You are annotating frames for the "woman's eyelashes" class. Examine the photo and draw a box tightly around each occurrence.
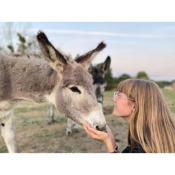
[70,86,81,94]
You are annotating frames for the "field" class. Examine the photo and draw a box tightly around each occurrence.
[0,88,175,153]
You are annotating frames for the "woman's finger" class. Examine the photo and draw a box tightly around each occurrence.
[83,124,98,137]
[83,124,91,135]
[84,125,102,139]
[83,123,109,141]
[86,124,106,135]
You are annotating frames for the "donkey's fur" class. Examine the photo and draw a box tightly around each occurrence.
[0,31,107,152]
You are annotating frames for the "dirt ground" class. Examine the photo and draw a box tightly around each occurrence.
[0,89,174,153]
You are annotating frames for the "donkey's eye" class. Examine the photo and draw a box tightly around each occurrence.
[70,86,81,94]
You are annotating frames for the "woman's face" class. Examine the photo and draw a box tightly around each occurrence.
[112,91,135,121]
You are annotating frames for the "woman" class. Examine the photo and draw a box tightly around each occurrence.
[83,79,175,153]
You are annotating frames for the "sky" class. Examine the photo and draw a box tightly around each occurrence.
[0,22,175,81]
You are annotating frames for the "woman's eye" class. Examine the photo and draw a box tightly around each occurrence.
[70,86,81,94]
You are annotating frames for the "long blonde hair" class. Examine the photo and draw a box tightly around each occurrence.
[117,79,175,153]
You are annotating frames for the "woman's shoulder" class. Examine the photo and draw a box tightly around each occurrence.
[122,144,145,153]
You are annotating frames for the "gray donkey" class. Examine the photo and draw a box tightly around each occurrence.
[46,57,111,135]
[0,31,107,152]
[66,56,111,135]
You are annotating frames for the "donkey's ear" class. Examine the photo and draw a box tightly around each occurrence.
[101,56,111,74]
[37,31,67,72]
[75,42,106,70]
[88,64,93,74]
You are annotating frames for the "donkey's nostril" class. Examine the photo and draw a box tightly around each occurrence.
[95,125,100,130]
[95,125,107,132]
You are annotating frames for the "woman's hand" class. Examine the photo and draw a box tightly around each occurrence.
[83,123,117,152]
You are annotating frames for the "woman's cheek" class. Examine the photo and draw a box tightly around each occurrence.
[112,103,121,116]
[113,101,131,117]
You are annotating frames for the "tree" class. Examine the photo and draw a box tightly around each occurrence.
[156,81,172,88]
[136,71,149,80]
[116,73,131,83]
[0,22,39,55]
[1,23,15,54]
[7,44,14,53]
[17,33,27,55]
[104,68,116,90]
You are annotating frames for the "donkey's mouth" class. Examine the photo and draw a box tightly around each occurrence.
[85,110,107,132]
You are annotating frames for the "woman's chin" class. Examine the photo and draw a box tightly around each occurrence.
[112,110,130,121]
[119,115,131,122]
[112,109,119,117]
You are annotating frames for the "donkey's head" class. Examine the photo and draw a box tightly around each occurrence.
[37,31,107,131]
[89,56,111,104]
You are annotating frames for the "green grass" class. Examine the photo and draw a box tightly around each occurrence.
[0,146,8,153]
[162,88,175,113]
[15,104,47,113]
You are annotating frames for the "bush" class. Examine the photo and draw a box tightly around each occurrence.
[136,71,149,80]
